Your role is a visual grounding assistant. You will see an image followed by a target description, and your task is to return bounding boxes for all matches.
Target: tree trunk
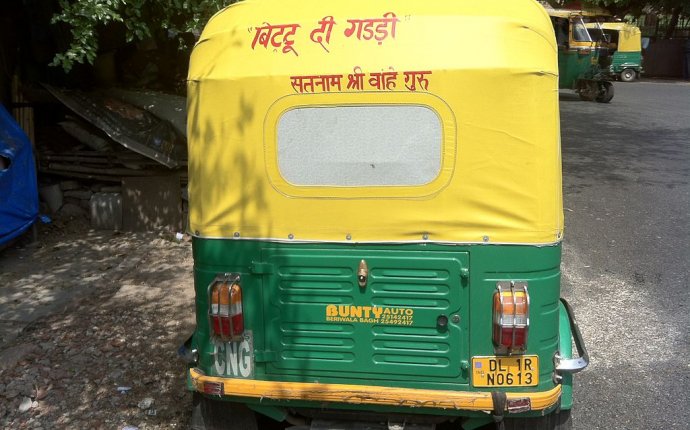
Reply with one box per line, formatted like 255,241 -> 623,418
664,7 -> 681,39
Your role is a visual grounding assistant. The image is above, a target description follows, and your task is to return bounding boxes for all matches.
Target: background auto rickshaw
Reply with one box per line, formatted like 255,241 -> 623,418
182,1 -> 588,429
546,8 -> 615,102
587,22 -> 643,82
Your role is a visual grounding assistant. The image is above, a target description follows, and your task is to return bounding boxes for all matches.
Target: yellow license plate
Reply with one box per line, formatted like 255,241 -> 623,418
472,356 -> 539,387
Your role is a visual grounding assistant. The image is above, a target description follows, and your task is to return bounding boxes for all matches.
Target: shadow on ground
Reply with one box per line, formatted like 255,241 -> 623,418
0,219 -> 196,429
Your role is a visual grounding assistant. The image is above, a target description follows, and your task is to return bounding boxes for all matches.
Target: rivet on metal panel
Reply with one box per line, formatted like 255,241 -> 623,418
233,232 -> 240,238
482,235 -> 490,242
451,314 -> 460,323
346,234 -> 352,240
288,234 -> 294,240
422,233 -> 429,240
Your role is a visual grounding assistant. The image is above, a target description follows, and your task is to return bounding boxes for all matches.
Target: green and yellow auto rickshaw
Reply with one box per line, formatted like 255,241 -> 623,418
181,0 -> 589,429
587,22 -> 643,82
547,8 -> 615,102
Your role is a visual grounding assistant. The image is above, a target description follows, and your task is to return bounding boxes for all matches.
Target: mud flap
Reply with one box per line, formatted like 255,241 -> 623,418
492,391 -> 507,430
178,332 -> 198,365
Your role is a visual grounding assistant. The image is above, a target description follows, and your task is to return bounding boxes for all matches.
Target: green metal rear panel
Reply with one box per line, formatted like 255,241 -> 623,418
610,51 -> 642,73
558,49 -> 598,88
191,239 -> 562,412
262,248 -> 468,383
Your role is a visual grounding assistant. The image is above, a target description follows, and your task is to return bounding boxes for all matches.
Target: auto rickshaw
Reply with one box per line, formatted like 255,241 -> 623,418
181,1 -> 589,429
587,22 -> 643,82
546,8 -> 615,102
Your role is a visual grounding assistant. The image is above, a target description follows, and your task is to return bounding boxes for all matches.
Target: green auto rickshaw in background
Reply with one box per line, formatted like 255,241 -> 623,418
547,8 -> 615,102
181,0 -> 590,429
587,22 -> 643,82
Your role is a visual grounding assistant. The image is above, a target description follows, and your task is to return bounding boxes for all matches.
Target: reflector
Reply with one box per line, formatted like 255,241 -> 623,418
203,381 -> 224,396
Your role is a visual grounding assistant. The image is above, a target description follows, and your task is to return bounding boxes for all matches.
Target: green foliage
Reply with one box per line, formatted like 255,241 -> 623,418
51,0 -> 235,72
51,0 -> 125,71
582,0 -> 689,38
552,0 -> 688,17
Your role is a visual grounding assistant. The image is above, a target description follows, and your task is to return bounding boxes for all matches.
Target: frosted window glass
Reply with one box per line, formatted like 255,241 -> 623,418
277,106 -> 442,186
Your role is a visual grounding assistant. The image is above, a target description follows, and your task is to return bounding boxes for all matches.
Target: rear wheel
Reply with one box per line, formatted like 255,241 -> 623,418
502,409 -> 572,430
576,80 -> 598,101
577,91 -> 596,101
595,81 -> 614,103
620,68 -> 636,82
191,392 -> 258,430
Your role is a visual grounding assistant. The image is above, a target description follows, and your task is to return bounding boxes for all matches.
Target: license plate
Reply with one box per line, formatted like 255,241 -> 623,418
472,355 -> 539,387
212,331 -> 254,378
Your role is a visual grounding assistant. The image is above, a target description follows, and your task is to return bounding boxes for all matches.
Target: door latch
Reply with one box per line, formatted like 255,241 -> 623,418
357,259 -> 368,288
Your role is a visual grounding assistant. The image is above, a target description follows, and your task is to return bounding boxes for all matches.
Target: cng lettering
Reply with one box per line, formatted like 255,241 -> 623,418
213,332 -> 254,378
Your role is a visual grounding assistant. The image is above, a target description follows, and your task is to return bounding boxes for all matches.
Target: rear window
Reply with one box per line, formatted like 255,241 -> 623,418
277,105 -> 442,187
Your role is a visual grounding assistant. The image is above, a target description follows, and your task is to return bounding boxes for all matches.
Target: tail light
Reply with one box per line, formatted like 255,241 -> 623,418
208,275 -> 244,341
493,281 -> 529,353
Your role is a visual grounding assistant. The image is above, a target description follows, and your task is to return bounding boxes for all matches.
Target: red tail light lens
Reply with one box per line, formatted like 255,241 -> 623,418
208,275 -> 244,341
493,281 -> 529,353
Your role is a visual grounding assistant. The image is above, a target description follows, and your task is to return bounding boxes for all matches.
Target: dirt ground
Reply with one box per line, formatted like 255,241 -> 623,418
0,214 -> 196,429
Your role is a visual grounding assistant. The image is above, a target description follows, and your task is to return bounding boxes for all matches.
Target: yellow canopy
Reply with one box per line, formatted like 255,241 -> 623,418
546,8 -> 605,19
595,22 -> 642,52
187,0 -> 563,245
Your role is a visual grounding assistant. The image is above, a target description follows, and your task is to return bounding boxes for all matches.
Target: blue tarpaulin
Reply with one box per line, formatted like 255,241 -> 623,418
0,104 -> 38,246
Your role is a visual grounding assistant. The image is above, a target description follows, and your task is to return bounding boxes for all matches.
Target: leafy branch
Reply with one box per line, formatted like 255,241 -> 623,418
50,0 -> 235,72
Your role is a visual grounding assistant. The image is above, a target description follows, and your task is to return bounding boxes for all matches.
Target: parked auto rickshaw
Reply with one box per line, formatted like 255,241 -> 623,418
182,1 -> 589,429
587,22 -> 643,82
547,8 -> 615,102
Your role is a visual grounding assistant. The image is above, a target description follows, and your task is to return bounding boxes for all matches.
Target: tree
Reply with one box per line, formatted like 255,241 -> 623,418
559,0 -> 689,37
659,0 -> 688,38
51,0 -> 236,72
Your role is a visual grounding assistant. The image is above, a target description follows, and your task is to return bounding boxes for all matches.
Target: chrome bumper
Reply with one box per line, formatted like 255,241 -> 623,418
555,298 -> 589,373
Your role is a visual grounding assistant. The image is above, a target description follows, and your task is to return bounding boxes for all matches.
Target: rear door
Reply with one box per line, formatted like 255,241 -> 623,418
261,248 -> 469,385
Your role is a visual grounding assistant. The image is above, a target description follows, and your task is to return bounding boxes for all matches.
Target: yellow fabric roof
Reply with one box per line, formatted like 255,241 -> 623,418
586,22 -> 642,51
546,8 -> 606,19
187,0 -> 563,245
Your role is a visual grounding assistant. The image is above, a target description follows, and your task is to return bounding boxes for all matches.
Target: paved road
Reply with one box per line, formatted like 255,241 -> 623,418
559,81 -> 690,429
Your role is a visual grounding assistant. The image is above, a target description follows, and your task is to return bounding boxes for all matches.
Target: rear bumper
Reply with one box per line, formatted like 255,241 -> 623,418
555,299 -> 589,374
189,367 -> 561,413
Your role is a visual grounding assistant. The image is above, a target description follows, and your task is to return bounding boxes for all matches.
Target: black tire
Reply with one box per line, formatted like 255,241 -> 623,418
191,392 -> 258,430
577,91 -> 596,102
503,409 -> 572,430
595,81 -> 614,103
620,68 -> 636,82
